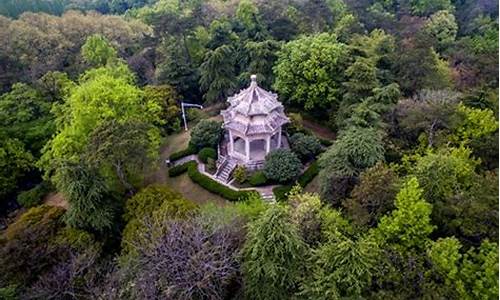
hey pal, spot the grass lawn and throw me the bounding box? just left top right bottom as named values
left=145, top=126, right=229, bottom=207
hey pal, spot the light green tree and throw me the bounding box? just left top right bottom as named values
left=423, top=10, right=458, bottom=52
left=273, top=33, right=348, bottom=111
left=375, top=177, right=435, bottom=250
left=81, top=34, right=118, bottom=67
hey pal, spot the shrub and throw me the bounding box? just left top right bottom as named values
left=290, top=133, right=322, bottom=161
left=233, top=165, right=247, bottom=184
left=186, top=162, right=255, bottom=201
left=198, top=147, right=217, bottom=163
left=272, top=161, right=319, bottom=201
left=169, top=144, right=197, bottom=161
left=249, top=171, right=268, bottom=186
left=206, top=158, right=216, bottom=173
left=190, top=119, right=222, bottom=150
left=168, top=161, right=192, bottom=177
left=264, top=149, right=302, bottom=183
left=319, top=138, right=333, bottom=147
left=17, top=182, right=53, bottom=208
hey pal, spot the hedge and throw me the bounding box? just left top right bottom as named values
left=169, top=144, right=197, bottom=161
left=168, top=161, right=192, bottom=177
left=272, top=160, right=320, bottom=202
left=198, top=147, right=217, bottom=163
left=186, top=162, right=255, bottom=201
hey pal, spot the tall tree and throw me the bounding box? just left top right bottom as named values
left=242, top=205, right=308, bottom=299
left=81, top=34, right=118, bottom=67
left=199, top=45, right=237, bottom=103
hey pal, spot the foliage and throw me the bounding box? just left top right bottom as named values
left=0, top=138, right=33, bottom=201
left=343, top=162, right=399, bottom=227
left=289, top=133, right=322, bottom=162
left=143, top=84, right=181, bottom=133
left=81, top=34, right=118, bottom=67
left=55, top=162, right=118, bottom=233
left=375, top=177, right=435, bottom=251
left=0, top=205, right=101, bottom=298
left=40, top=63, right=161, bottom=184
left=121, top=184, right=197, bottom=255
left=168, top=161, right=191, bottom=177
left=198, top=147, right=217, bottom=164
left=423, top=10, right=458, bottom=52
left=233, top=165, right=247, bottom=184
left=273, top=33, right=348, bottom=111
left=189, top=119, right=222, bottom=150
left=242, top=205, right=308, bottom=299
left=263, top=149, right=302, bottom=183
left=319, top=127, right=384, bottom=203
left=248, top=171, right=267, bottom=186
left=84, top=119, right=158, bottom=193
left=169, top=143, right=197, bottom=161
left=454, top=104, right=498, bottom=144
left=199, top=45, right=237, bottom=102
left=273, top=161, right=319, bottom=202
left=16, top=181, right=52, bottom=208
left=186, top=161, right=255, bottom=201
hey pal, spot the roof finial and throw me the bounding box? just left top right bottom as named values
left=250, top=74, right=257, bottom=86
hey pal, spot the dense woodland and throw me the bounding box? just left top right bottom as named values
left=0, top=0, right=498, bottom=299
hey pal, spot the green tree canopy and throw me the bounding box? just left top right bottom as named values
left=81, top=34, right=118, bottom=67
left=273, top=33, right=348, bottom=111
left=242, top=205, right=308, bottom=299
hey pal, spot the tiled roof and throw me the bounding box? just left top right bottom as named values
left=221, top=75, right=289, bottom=136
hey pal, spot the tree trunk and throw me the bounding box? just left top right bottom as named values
left=114, top=162, right=135, bottom=196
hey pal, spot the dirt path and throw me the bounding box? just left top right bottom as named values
left=302, top=119, right=336, bottom=140
left=43, top=192, right=68, bottom=209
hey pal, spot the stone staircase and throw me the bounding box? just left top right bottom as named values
left=259, top=190, right=276, bottom=203
left=215, top=159, right=237, bottom=183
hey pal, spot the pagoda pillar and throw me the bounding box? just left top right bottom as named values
left=277, top=127, right=282, bottom=148
left=265, top=135, right=271, bottom=154
left=245, top=138, right=250, bottom=161
left=228, top=130, right=234, bottom=154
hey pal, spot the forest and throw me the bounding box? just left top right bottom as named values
left=0, top=0, right=498, bottom=299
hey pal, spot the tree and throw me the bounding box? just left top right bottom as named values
left=453, top=104, right=498, bottom=144
left=343, top=162, right=399, bottom=227
left=428, top=238, right=499, bottom=299
left=263, top=149, right=302, bottom=183
left=112, top=207, right=243, bottom=299
left=36, top=71, right=75, bottom=103
left=189, top=119, right=222, bottom=150
left=301, top=234, right=379, bottom=299
left=319, top=127, right=384, bottom=203
left=199, top=45, right=237, bottom=103
left=240, top=40, right=281, bottom=89
left=289, top=133, right=322, bottom=162
left=84, top=120, right=158, bottom=194
left=273, top=33, right=348, bottom=111
left=55, top=162, right=117, bottom=233
left=423, top=10, right=458, bottom=52
left=375, top=177, right=435, bottom=251
left=39, top=63, right=161, bottom=182
left=0, top=138, right=33, bottom=201
left=81, top=34, right=118, bottom=67
left=343, top=57, right=379, bottom=102
left=0, top=83, right=55, bottom=155
left=242, top=205, right=308, bottom=299
left=410, top=0, right=454, bottom=16
left=143, top=84, right=181, bottom=133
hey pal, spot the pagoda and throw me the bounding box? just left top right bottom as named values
left=216, top=75, right=289, bottom=181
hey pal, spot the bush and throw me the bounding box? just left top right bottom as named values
left=272, top=161, right=319, bottom=201
left=169, top=144, right=197, bottom=161
left=17, top=182, right=53, bottom=208
left=319, top=138, right=333, bottom=147
left=249, top=171, right=268, bottom=186
left=168, top=161, right=192, bottom=177
left=206, top=158, right=216, bottom=173
left=186, top=162, right=255, bottom=201
left=233, top=165, right=247, bottom=184
left=264, top=149, right=302, bottom=183
left=290, top=133, right=322, bottom=161
left=198, top=147, right=217, bottom=163
left=190, top=120, right=222, bottom=150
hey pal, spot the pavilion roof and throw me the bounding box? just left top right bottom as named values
left=221, top=75, right=289, bottom=136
